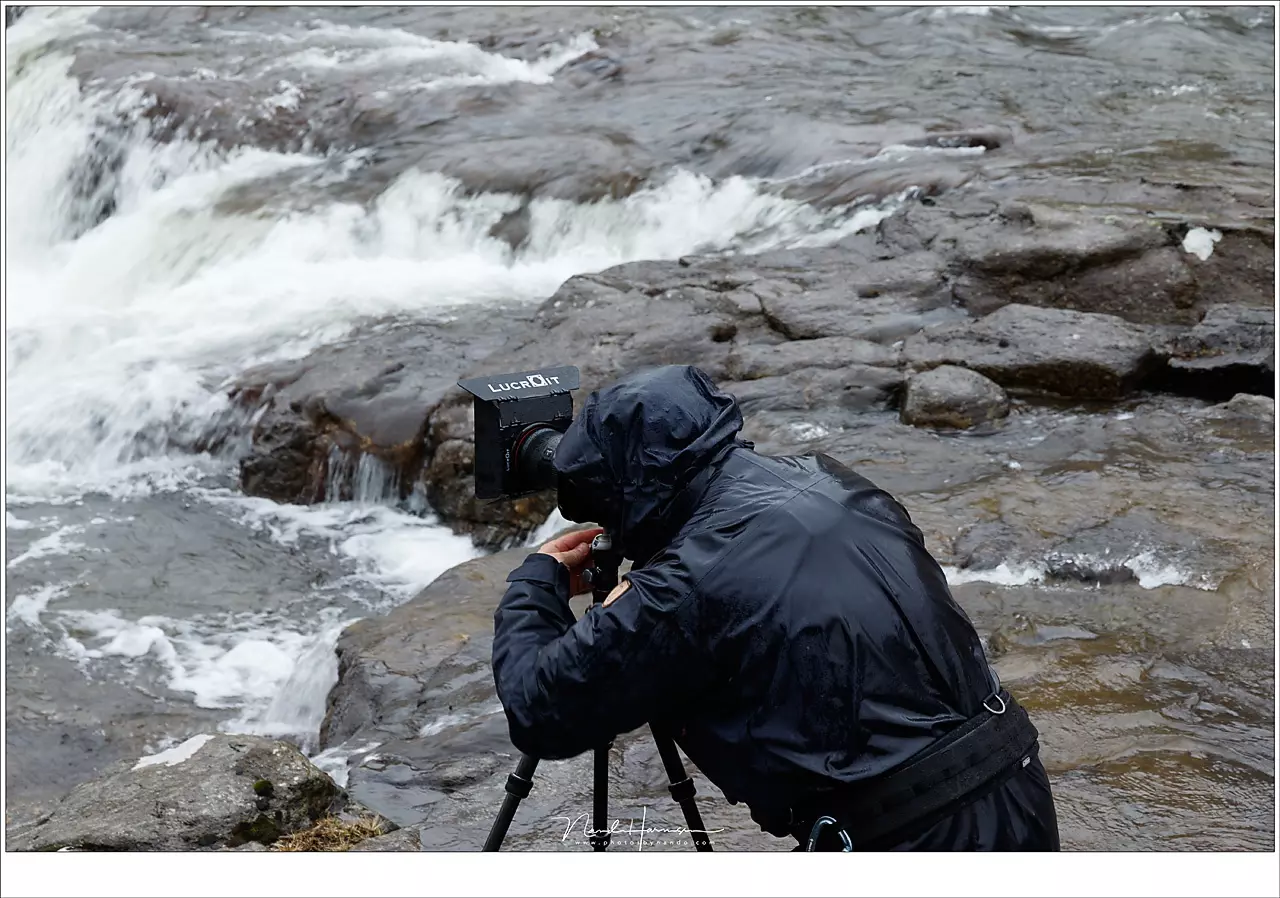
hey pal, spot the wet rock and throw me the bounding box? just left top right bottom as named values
left=320, top=549, right=523, bottom=751
left=555, top=49, right=626, bottom=85
left=130, top=76, right=325, bottom=155
left=949, top=202, right=1196, bottom=325
left=901, top=127, right=1011, bottom=152
left=730, top=337, right=897, bottom=378
left=952, top=522, right=1045, bottom=572
left=413, top=132, right=654, bottom=203
left=1040, top=509, right=1234, bottom=592
left=1044, top=554, right=1138, bottom=586
left=750, top=251, right=960, bottom=341
left=885, top=199, right=1274, bottom=327
left=902, top=304, right=1162, bottom=399
left=777, top=162, right=978, bottom=209
left=1211, top=393, right=1275, bottom=424
left=721, top=366, right=904, bottom=414
left=1178, top=227, right=1275, bottom=313
left=232, top=313, right=546, bottom=549
left=900, top=365, right=1009, bottom=429
left=1158, top=304, right=1274, bottom=400
left=488, top=202, right=533, bottom=251
left=3, top=651, right=228, bottom=812
left=6, top=735, right=342, bottom=851
left=317, top=547, right=532, bottom=825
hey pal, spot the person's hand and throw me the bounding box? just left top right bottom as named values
left=538, top=527, right=605, bottom=597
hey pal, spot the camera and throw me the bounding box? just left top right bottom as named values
left=457, top=365, right=580, bottom=500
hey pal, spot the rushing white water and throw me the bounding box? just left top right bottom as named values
left=5, top=10, right=893, bottom=501
left=5, top=7, right=896, bottom=757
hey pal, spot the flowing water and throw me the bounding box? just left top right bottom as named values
left=3, top=5, right=1274, bottom=849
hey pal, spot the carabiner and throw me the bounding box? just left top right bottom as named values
left=805, top=816, right=854, bottom=852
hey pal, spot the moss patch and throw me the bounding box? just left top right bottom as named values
left=271, top=815, right=385, bottom=852
left=252, top=779, right=274, bottom=797
left=230, top=814, right=282, bottom=847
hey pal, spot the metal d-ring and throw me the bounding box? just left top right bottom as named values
left=806, top=816, right=854, bottom=852
left=982, top=692, right=1007, bottom=715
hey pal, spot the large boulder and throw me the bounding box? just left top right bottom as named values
left=1203, top=393, right=1274, bottom=426
left=900, top=365, right=1010, bottom=429
left=231, top=311, right=550, bottom=548
left=319, top=549, right=520, bottom=751
left=1158, top=304, right=1274, bottom=400
left=879, top=198, right=1274, bottom=327
left=870, top=196, right=1269, bottom=327
left=948, top=202, right=1195, bottom=324
left=902, top=304, right=1162, bottom=399
left=231, top=245, right=923, bottom=549
left=6, top=735, right=344, bottom=851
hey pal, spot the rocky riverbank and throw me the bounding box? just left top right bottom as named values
left=229, top=190, right=1274, bottom=549
left=6, top=5, right=1273, bottom=853
left=8, top=185, right=1273, bottom=851
left=4, top=734, right=399, bottom=852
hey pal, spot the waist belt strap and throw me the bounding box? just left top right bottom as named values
left=800, top=690, right=1039, bottom=849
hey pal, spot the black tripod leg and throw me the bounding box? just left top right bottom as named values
left=590, top=743, right=612, bottom=851
left=652, top=728, right=714, bottom=851
left=483, top=753, right=538, bottom=851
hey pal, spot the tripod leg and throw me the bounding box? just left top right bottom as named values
left=483, top=753, right=538, bottom=851
left=652, top=728, right=714, bottom=851
left=590, top=743, right=612, bottom=851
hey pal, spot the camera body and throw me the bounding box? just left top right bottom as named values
left=457, top=366, right=580, bottom=500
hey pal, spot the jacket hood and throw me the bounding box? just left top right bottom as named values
left=553, top=365, right=745, bottom=561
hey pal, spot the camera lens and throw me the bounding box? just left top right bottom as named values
left=513, top=426, right=561, bottom=493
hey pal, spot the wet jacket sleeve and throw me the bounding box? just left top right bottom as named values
left=492, top=552, right=701, bottom=760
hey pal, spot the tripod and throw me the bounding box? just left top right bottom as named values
left=483, top=532, right=714, bottom=852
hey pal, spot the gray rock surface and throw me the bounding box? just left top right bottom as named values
left=1159, top=304, right=1275, bottom=400
left=6, top=735, right=343, bottom=851
left=900, top=365, right=1010, bottom=429
left=1215, top=393, right=1275, bottom=424
left=903, top=304, right=1162, bottom=399
left=225, top=193, right=1274, bottom=547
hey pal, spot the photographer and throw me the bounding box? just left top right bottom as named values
left=491, top=365, right=1060, bottom=851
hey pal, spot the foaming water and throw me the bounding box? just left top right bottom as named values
left=6, top=14, right=892, bottom=500
left=253, top=22, right=599, bottom=92
left=193, top=488, right=483, bottom=601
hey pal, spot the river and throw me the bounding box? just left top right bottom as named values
left=4, top=5, right=1274, bottom=850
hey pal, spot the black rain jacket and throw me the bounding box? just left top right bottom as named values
left=491, top=365, right=1059, bottom=850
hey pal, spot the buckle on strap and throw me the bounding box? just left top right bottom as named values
left=805, top=816, right=853, bottom=852
left=982, top=692, right=1007, bottom=715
